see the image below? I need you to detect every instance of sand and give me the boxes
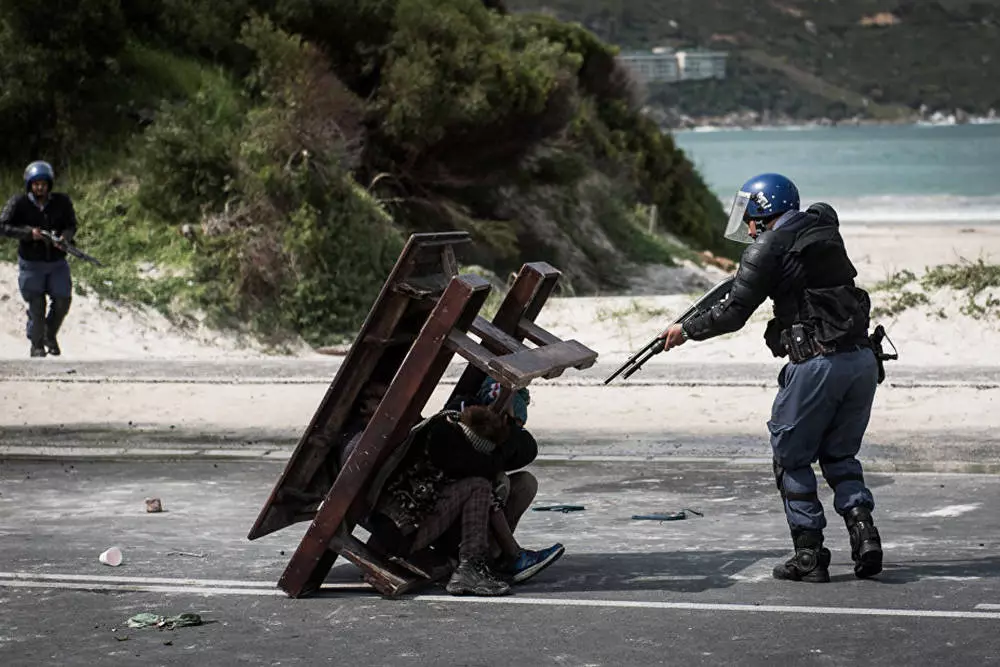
[3,224,999,364]
[2,223,1000,466]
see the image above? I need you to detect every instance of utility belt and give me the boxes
[778,323,871,364]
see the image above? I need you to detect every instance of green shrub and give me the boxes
[136,86,245,223]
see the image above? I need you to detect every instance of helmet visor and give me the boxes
[724,191,754,244]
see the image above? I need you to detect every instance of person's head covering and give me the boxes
[476,376,530,426]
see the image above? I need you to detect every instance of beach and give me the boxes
[2,219,999,472]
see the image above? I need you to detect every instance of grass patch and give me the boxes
[870,260,1000,319]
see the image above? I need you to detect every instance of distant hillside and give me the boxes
[506,0,1000,123]
[0,0,731,347]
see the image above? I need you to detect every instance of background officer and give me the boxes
[0,161,79,357]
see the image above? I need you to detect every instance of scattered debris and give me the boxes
[165,551,206,558]
[126,613,204,630]
[632,508,703,521]
[145,497,163,513]
[532,505,586,513]
[99,546,124,566]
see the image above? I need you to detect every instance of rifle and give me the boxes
[603,274,736,384]
[39,229,104,267]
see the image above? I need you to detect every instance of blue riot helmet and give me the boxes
[723,173,801,244]
[24,161,55,191]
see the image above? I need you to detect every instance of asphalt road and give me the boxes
[2,459,1000,666]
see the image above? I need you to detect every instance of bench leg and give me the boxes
[331,533,426,598]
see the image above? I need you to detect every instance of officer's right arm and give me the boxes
[682,238,780,340]
[0,195,32,239]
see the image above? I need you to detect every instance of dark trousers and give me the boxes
[768,348,879,535]
[410,478,492,559]
[504,470,538,531]
[18,257,72,346]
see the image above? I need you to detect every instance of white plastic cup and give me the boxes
[99,546,123,567]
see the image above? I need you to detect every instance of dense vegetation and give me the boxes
[507,0,1000,121]
[0,0,729,346]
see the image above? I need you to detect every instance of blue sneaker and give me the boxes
[504,543,565,584]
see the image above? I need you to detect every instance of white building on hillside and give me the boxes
[676,49,727,80]
[618,47,727,84]
[617,48,680,84]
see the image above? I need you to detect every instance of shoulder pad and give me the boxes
[743,229,790,268]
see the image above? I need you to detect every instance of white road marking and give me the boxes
[624,575,708,583]
[920,504,982,518]
[726,558,775,583]
[4,571,997,621]
[0,571,371,596]
[0,572,277,587]
[0,580,288,596]
[415,595,1000,620]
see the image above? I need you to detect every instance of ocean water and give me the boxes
[672,123,1000,224]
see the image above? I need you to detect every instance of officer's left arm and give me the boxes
[682,237,780,340]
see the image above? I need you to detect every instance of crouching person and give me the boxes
[469,378,564,582]
[374,405,561,596]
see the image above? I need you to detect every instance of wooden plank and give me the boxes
[517,318,561,347]
[248,233,470,541]
[248,290,409,540]
[469,316,529,354]
[441,244,458,277]
[381,275,492,466]
[445,330,498,372]
[521,261,561,321]
[277,275,490,598]
[330,533,419,597]
[488,340,599,387]
[447,263,551,401]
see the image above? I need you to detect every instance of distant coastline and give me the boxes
[659,109,1000,133]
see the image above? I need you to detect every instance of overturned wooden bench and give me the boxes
[247,231,598,598]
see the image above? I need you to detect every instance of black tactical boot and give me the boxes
[445,556,511,596]
[30,345,46,358]
[773,530,831,583]
[45,337,61,356]
[845,506,883,579]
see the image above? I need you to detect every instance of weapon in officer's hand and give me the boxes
[39,229,104,267]
[869,323,898,385]
[603,274,737,385]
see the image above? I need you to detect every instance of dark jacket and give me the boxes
[0,193,78,262]
[683,203,871,354]
[424,416,506,481]
[371,412,507,536]
[444,393,538,471]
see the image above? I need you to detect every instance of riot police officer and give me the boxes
[658,173,883,583]
[0,161,79,357]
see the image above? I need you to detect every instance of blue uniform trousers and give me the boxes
[767,347,879,534]
[17,257,72,346]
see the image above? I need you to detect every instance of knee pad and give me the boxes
[772,459,785,496]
